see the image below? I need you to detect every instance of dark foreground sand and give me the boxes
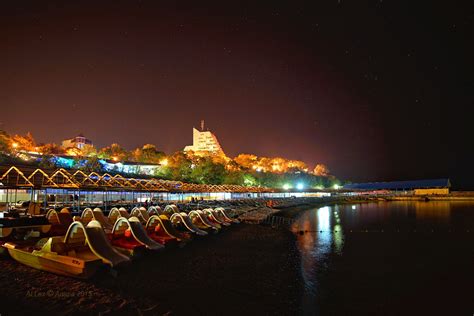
[0,223,302,315]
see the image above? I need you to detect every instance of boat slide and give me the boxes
[64,220,130,267]
[208,209,236,225]
[118,207,131,218]
[145,215,179,245]
[170,213,207,236]
[203,209,230,226]
[190,210,221,231]
[46,208,74,235]
[130,207,150,224]
[112,217,164,251]
[148,206,162,216]
[108,207,131,224]
[80,208,114,232]
[214,207,240,224]
[157,214,192,240]
[146,215,179,239]
[163,204,179,217]
[209,208,234,224]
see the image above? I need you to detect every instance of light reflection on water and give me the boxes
[291,206,344,314]
[291,207,342,292]
[290,201,474,315]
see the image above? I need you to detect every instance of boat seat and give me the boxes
[39,237,69,254]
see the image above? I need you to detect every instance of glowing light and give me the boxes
[66,149,78,156]
[296,182,304,190]
[112,156,119,162]
[333,184,340,190]
[12,142,18,148]
[352,205,356,210]
[283,183,291,190]
[160,158,169,166]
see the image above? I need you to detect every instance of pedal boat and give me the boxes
[46,208,74,236]
[108,207,130,225]
[81,208,114,232]
[163,204,179,217]
[189,210,220,232]
[145,215,180,246]
[2,220,129,278]
[130,207,150,224]
[202,208,231,227]
[147,206,162,216]
[110,217,164,256]
[210,209,234,225]
[157,214,192,241]
[169,212,207,236]
[214,207,240,224]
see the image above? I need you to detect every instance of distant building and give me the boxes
[343,178,451,195]
[183,121,225,156]
[61,134,92,150]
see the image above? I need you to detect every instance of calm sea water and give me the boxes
[291,201,474,315]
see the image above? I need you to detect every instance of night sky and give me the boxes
[1,1,472,188]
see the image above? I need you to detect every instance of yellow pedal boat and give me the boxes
[3,220,129,278]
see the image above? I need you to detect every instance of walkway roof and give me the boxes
[0,165,271,193]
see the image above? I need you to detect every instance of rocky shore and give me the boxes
[0,198,321,316]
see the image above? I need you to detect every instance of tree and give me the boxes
[242,173,257,186]
[158,151,194,182]
[81,144,97,157]
[190,157,226,184]
[11,132,36,151]
[99,143,130,161]
[234,154,258,170]
[39,143,64,156]
[0,130,11,154]
[314,164,330,177]
[133,144,165,163]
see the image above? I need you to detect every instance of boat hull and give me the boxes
[6,247,103,279]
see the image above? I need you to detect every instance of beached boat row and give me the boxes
[1,205,238,278]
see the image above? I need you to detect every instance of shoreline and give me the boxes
[1,202,309,315]
[235,194,474,223]
[1,197,471,315]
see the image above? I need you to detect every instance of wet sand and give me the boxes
[1,223,302,315]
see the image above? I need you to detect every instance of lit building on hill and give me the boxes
[183,121,225,156]
[61,134,92,150]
